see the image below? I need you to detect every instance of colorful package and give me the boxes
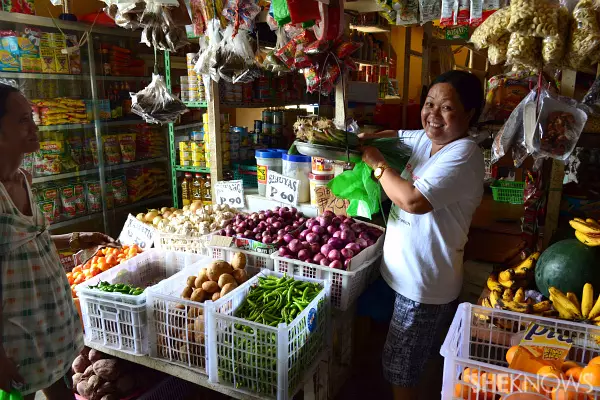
[103,135,122,165]
[3,0,35,15]
[36,185,60,223]
[0,32,20,72]
[88,138,99,166]
[67,135,87,167]
[109,176,128,207]
[74,182,86,216]
[20,152,34,175]
[37,200,56,225]
[118,133,136,163]
[34,140,64,176]
[85,180,103,213]
[456,0,470,26]
[59,184,77,219]
[509,323,572,373]
[18,26,41,72]
[65,34,81,74]
[55,54,69,74]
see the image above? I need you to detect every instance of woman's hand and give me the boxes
[79,232,114,249]
[362,146,387,169]
[357,130,398,141]
[0,350,23,393]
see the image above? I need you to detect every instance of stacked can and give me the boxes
[185,53,206,102]
[179,141,192,167]
[191,140,205,167]
[203,113,211,168]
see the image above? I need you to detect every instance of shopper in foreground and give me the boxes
[0,82,113,400]
[359,70,485,399]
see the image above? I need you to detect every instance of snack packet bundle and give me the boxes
[131,73,188,124]
[118,133,136,163]
[276,30,316,70]
[222,0,261,32]
[34,98,88,126]
[103,135,122,165]
[109,176,128,207]
[34,140,65,176]
[36,184,61,223]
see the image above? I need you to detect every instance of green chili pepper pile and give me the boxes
[89,281,144,296]
[235,275,322,326]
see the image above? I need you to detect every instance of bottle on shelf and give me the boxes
[203,175,212,204]
[192,173,203,202]
[181,172,192,206]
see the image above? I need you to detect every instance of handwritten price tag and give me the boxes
[215,180,245,208]
[315,186,349,216]
[118,214,157,249]
[266,170,299,206]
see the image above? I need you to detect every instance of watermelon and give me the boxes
[535,239,600,298]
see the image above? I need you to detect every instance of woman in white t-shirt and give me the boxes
[360,70,485,399]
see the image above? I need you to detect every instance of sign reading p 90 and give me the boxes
[215,180,245,208]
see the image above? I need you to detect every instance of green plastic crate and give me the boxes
[490,180,525,204]
[233,162,258,188]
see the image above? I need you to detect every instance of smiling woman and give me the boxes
[359,70,485,400]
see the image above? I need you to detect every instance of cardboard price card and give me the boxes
[215,180,245,208]
[315,186,349,216]
[118,214,157,250]
[266,170,299,206]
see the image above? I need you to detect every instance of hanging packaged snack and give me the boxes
[482,0,503,22]
[222,0,261,31]
[506,32,542,70]
[533,95,587,160]
[565,0,600,70]
[103,135,122,166]
[131,73,188,124]
[469,6,510,49]
[272,0,291,25]
[469,0,483,26]
[487,34,509,65]
[508,0,560,37]
[481,71,537,122]
[541,6,569,66]
[118,133,136,163]
[85,180,103,213]
[420,0,442,24]
[440,0,456,26]
[456,0,471,26]
[190,0,206,36]
[287,0,320,25]
[139,3,188,52]
[395,0,419,25]
[276,30,316,70]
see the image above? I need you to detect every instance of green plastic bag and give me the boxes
[0,389,23,400]
[327,161,381,219]
[272,0,291,25]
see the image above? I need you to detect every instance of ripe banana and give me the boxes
[498,298,531,314]
[482,297,493,308]
[586,219,600,229]
[499,269,515,283]
[503,288,514,302]
[513,252,541,275]
[567,292,581,312]
[575,230,600,247]
[487,273,503,292]
[582,283,594,319]
[588,294,600,320]
[489,290,502,309]
[532,300,552,314]
[569,219,600,235]
[514,288,525,303]
[549,287,583,319]
[499,278,515,289]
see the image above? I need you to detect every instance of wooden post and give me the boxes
[402,27,412,128]
[542,69,576,249]
[207,80,222,201]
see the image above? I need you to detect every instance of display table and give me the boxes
[84,340,329,400]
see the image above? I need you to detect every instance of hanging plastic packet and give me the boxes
[396,0,419,25]
[272,0,291,26]
[190,0,206,36]
[130,73,188,125]
[276,30,316,70]
[376,0,396,24]
[420,0,441,24]
[139,3,188,52]
[481,0,501,22]
[222,0,261,32]
[455,0,470,25]
[469,6,510,49]
[565,0,600,69]
[440,0,456,26]
[195,19,223,82]
[487,34,509,65]
[533,95,588,160]
[287,0,321,25]
[469,0,483,26]
[104,1,143,30]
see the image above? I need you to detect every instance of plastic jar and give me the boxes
[255,150,282,196]
[309,173,334,206]
[311,157,334,175]
[282,154,311,204]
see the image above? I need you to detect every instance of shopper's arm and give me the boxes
[52,234,72,250]
[358,130,398,140]
[0,300,25,392]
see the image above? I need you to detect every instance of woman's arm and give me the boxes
[52,234,72,250]
[358,129,398,140]
[51,232,114,251]
[362,146,433,215]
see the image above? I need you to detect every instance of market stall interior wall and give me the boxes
[34,0,103,17]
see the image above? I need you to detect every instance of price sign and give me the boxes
[315,186,349,216]
[215,180,245,208]
[266,170,299,206]
[118,214,157,250]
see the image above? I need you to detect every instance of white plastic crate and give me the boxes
[209,246,274,270]
[441,303,600,400]
[76,250,210,356]
[146,262,260,374]
[154,231,214,255]
[207,269,331,400]
[270,252,379,311]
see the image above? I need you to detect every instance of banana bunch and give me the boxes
[550,284,600,324]
[486,252,540,292]
[569,218,600,247]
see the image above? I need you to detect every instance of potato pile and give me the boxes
[181,252,248,303]
[71,349,136,400]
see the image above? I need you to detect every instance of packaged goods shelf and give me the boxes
[37,118,144,132]
[221,101,317,108]
[184,101,208,108]
[32,157,168,184]
[174,165,211,173]
[49,194,171,230]
[174,122,203,131]
[0,72,88,80]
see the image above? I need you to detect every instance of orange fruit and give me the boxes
[520,378,542,394]
[506,345,519,364]
[551,387,588,400]
[562,361,581,373]
[72,265,82,273]
[463,368,477,383]
[579,364,600,387]
[105,255,116,265]
[565,367,583,382]
[588,356,600,367]
[538,365,565,379]
[496,373,520,394]
[73,275,84,285]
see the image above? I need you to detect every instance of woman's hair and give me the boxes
[0,82,20,119]
[420,70,484,126]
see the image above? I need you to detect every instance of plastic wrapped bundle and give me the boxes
[131,74,188,125]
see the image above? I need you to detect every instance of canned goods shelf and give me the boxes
[221,100,317,108]
[174,166,211,173]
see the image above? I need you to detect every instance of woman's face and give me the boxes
[421,83,474,146]
[0,92,39,154]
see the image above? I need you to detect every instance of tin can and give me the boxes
[254,120,263,133]
[180,150,192,160]
[262,110,273,123]
[262,123,272,136]
[192,151,204,163]
[179,141,191,151]
[272,111,283,125]
[190,130,204,142]
[181,91,190,102]
[191,141,204,151]
[193,161,205,167]
[180,76,189,84]
[180,159,192,167]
